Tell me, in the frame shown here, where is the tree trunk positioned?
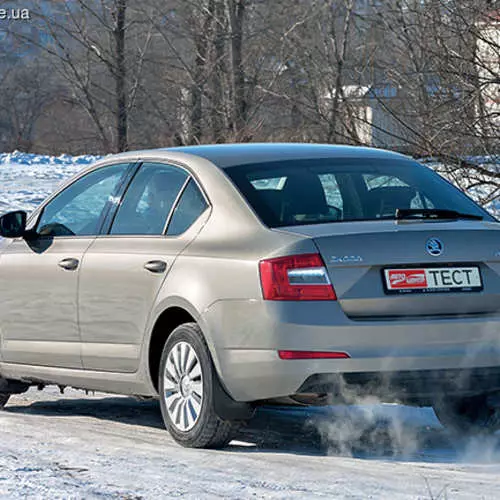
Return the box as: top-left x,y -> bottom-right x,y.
228,0 -> 246,138
114,0 -> 128,152
190,38 -> 204,145
189,1 -> 216,145
329,0 -> 354,143
211,0 -> 225,143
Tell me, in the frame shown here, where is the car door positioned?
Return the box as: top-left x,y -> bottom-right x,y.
0,162 -> 132,368
78,162 -> 209,373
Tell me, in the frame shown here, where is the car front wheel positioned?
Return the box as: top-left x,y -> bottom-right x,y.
159,322 -> 237,448
433,394 -> 500,435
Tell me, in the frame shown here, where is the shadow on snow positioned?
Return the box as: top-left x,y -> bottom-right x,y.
5,396 -> 500,463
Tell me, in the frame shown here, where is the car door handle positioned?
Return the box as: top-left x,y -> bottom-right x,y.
58,258 -> 79,271
144,260 -> 167,274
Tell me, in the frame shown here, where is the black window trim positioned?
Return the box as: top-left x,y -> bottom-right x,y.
162,175 -> 191,235
98,161 -> 141,234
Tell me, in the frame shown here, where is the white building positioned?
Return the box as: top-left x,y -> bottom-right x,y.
323,84 -> 415,151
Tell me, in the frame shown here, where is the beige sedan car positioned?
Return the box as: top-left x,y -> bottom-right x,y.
1,143 -> 500,448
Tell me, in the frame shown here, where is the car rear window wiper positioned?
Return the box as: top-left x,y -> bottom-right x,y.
395,208 -> 483,221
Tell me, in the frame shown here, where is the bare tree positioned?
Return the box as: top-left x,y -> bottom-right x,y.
13,0 -> 154,152
0,60 -> 56,152
262,0 -> 377,143
2,0 -> 500,169
370,1 -> 500,154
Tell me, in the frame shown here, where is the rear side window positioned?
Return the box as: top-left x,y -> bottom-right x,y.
224,158 -> 492,227
166,179 -> 208,236
110,163 -> 188,235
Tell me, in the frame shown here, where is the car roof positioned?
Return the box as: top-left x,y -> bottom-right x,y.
103,143 -> 412,170
165,143 -> 410,169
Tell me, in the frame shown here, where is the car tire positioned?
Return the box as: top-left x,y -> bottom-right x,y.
159,322 -> 237,448
0,394 -> 10,409
433,394 -> 500,435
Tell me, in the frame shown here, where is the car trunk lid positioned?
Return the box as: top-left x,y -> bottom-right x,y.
276,220 -> 500,319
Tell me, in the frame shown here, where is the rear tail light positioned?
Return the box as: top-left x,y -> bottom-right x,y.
278,350 -> 350,360
259,253 -> 336,301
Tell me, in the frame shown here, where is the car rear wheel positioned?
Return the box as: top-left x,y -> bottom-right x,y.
0,394 -> 10,409
159,322 -> 237,448
433,394 -> 500,435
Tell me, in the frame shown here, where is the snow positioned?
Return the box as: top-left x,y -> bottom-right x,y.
0,151 -> 102,166
0,151 -> 102,214
1,152 -> 500,498
420,157 -> 500,216
1,387 -> 500,499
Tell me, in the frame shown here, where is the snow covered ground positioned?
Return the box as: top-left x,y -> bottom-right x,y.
0,152 -> 102,213
1,151 -> 500,499
2,387 -> 500,499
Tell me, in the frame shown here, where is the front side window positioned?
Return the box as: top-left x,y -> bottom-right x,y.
110,163 -> 188,235
36,163 -> 130,237
224,158 -> 494,227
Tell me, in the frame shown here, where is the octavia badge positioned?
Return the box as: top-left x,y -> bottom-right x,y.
426,237 -> 443,256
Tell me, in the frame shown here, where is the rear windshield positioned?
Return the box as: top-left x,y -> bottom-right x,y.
224,158 -> 494,227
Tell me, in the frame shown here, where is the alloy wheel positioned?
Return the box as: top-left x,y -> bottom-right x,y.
163,341 -> 203,432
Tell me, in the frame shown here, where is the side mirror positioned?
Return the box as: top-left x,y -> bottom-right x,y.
0,211 -> 27,238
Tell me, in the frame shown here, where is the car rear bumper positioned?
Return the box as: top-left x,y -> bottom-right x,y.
200,300 -> 500,402
209,348 -> 500,403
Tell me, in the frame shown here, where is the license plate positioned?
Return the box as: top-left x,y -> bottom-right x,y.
383,266 -> 482,294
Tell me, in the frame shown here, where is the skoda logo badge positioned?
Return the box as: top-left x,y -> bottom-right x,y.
426,237 -> 443,256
